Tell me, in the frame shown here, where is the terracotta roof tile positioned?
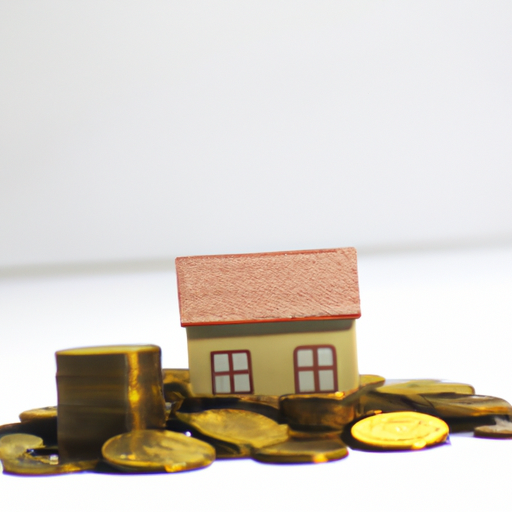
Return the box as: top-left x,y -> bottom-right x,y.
175,248 -> 361,326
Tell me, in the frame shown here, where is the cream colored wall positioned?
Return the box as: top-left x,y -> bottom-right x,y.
186,320 -> 358,396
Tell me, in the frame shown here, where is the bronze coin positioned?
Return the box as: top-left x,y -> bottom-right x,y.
474,420 -> 512,439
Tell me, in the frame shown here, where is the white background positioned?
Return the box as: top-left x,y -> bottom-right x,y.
1,2 -> 512,511
1,1 -> 512,268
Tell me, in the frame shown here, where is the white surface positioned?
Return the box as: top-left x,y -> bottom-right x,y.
2,1 -> 512,267
1,245 -> 512,510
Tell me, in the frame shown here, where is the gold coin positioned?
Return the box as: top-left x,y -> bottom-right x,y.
101,430 -> 215,473
359,375 -> 385,388
162,368 -> 193,401
422,393 -> 512,418
19,406 -> 57,422
175,409 -> 289,451
351,412 -> 449,450
0,424 -> 57,452
253,438 -> 348,464
288,428 -> 342,440
2,450 -> 97,476
375,379 -> 475,396
179,396 -> 280,422
0,434 -> 44,460
474,420 -> 512,439
279,394 -> 355,431
358,390 -> 434,417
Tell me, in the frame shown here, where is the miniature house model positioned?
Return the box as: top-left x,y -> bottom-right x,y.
175,248 -> 361,396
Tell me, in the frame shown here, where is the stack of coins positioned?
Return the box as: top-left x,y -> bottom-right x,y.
56,345 -> 166,462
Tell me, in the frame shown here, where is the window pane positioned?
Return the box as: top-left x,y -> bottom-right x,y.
232,352 -> 248,371
234,373 -> 251,392
298,370 -> 315,392
297,349 -> 313,367
215,375 -> 231,393
213,353 -> 230,372
317,347 -> 334,367
318,370 -> 334,391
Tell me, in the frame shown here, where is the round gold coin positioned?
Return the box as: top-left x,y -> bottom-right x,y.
0,434 -> 44,460
175,409 -> 289,450
1,451 -> 97,476
19,406 -> 57,423
101,430 -> 216,473
351,412 -> 449,450
359,374 -> 386,388
252,438 -> 349,464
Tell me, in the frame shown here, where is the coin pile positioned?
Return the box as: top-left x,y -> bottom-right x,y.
56,345 -> 167,462
2,345 -> 512,476
358,379 -> 512,432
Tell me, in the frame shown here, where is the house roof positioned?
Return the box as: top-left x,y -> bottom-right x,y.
175,247 -> 361,326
